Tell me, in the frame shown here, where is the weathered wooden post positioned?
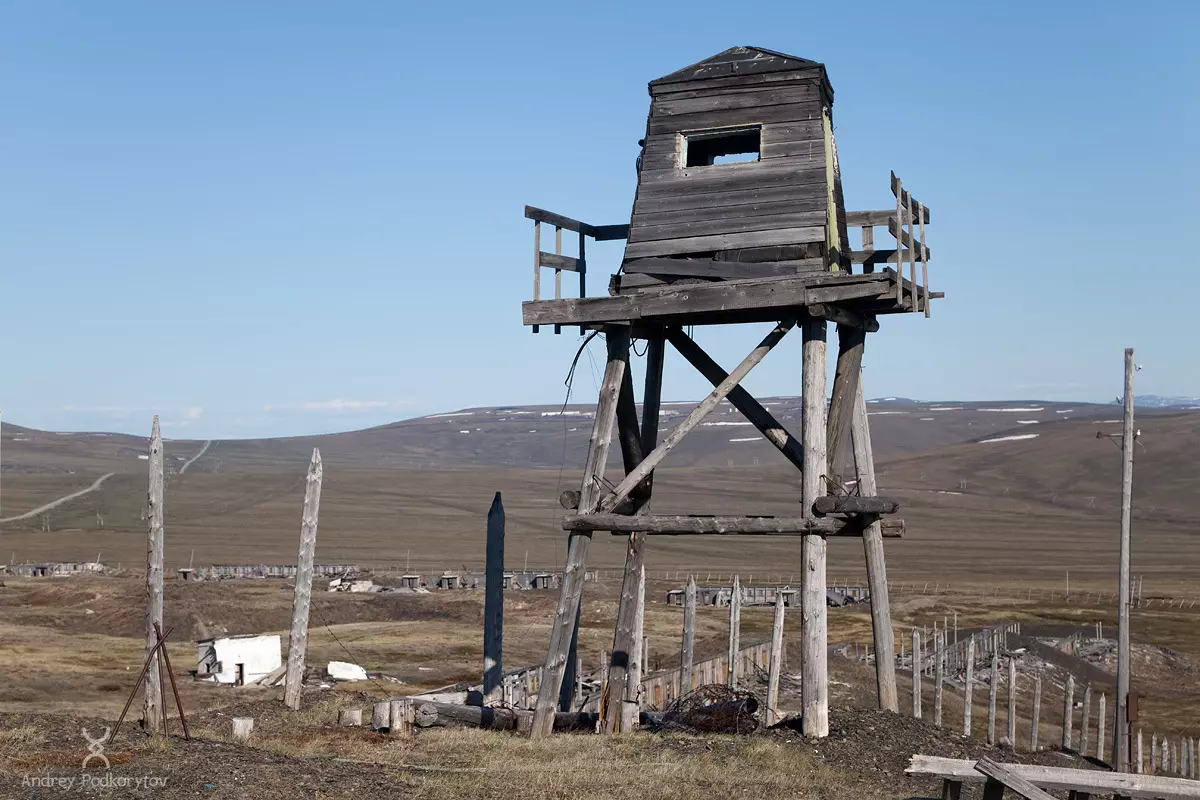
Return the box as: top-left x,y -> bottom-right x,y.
1062,674 -> 1075,750
987,648 -> 999,745
232,717 -> 253,741
1116,347 -> 1135,772
284,448 -> 323,711
390,698 -> 413,738
1007,657 -> 1017,745
1097,693 -> 1107,762
1031,672 -> 1042,750
1081,685 -> 1092,755
338,708 -> 362,726
766,593 -> 786,725
144,417 -> 165,732
801,315 -> 828,738
727,574 -> 741,688
620,565 -> 646,731
483,492 -> 505,704
1152,732 -> 1158,773
849,374 -> 898,713
963,637 -> 975,737
933,632 -> 944,726
681,575 -> 696,689
911,629 -> 921,719
1137,728 -> 1143,773
371,701 -> 392,731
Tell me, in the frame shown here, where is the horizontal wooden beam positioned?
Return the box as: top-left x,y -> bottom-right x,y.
907,755 -> 1200,800
525,205 -> 592,235
623,225 -> 825,259
847,208 -> 929,227
523,272 -> 899,327
538,252 -> 583,273
812,496 -> 899,515
562,513 -> 904,537
808,304 -> 879,332
591,224 -> 629,241
851,249 -> 927,265
624,257 -> 814,281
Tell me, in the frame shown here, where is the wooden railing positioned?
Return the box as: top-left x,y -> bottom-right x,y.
846,171 -> 931,316
524,205 -> 628,333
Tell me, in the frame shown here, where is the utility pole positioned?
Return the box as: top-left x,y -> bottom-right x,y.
1115,348 -> 1135,771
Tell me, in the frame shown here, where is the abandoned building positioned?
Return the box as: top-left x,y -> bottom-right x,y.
195,633 -> 282,686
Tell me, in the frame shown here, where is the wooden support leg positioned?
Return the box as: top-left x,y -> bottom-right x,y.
681,575 -> 696,690
601,334 -> 663,733
850,374 -> 898,712
825,323 -> 866,485
530,327 -> 629,739
801,317 -> 829,738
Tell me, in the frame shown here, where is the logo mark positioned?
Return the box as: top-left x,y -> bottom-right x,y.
81,727 -> 111,769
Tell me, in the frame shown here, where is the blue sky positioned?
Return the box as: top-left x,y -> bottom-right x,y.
2,1 -> 1197,439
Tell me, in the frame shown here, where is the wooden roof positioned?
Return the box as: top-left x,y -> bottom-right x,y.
649,46 -> 826,88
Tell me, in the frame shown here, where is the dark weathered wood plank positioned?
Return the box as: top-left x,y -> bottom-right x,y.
633,197 -> 826,228
647,102 -> 822,136
538,252 -> 582,273
649,68 -> 827,96
526,205 -> 592,235
825,324 -> 865,481
633,184 -> 827,215
974,759 -> 1058,800
812,496 -> 899,515
651,84 -> 817,117
628,211 -> 829,244
591,224 -> 629,241
847,208 -> 930,227
624,226 -> 825,259
624,257 -> 811,280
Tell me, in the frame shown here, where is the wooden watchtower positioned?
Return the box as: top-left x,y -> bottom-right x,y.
520,46 -> 938,739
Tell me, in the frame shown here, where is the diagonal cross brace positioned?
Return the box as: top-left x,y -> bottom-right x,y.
598,318 -> 797,514
666,325 -> 805,474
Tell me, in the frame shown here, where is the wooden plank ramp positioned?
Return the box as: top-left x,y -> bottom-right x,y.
908,755 -> 1200,800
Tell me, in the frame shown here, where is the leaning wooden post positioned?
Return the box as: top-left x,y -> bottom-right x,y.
1136,728 -> 1144,773
766,593 -> 786,725
483,492 -> 505,704
283,448 -> 323,710
531,328 -> 627,739
681,575 -> 696,689
987,647 -> 999,745
911,629 -> 922,719
933,632 -> 944,726
850,375 -> 897,712
1031,672 -> 1042,750
1007,657 -> 1017,745
727,574 -> 742,688
1062,674 -> 1075,750
801,315 -> 829,738
963,637 -> 975,737
143,416 -> 165,732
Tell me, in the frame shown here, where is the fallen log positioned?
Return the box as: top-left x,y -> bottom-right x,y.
412,701 -> 662,732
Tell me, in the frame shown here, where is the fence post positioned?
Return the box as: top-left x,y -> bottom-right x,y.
987,647 -> 999,745
766,593 -> 786,725
1081,685 -> 1092,755
1031,672 -> 1042,750
1136,728 -> 1143,774
963,637 -> 975,737
933,632 -> 944,726
621,565 -> 646,731
682,575 -> 696,690
143,417 -> 166,732
1007,657 -> 1017,745
284,448 -> 323,711
1151,732 -> 1157,773
483,492 -> 505,704
1097,693 -> 1107,762
727,574 -> 741,688
1062,674 -> 1075,750
911,629 -> 921,719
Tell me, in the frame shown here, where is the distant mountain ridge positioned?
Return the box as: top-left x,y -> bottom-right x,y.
1132,395 -> 1200,409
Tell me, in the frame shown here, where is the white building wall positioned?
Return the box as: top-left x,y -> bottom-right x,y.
198,634 -> 282,685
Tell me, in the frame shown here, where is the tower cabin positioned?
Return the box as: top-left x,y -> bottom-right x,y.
523,45 -> 936,331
